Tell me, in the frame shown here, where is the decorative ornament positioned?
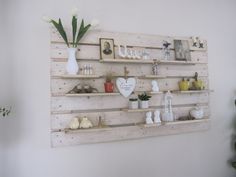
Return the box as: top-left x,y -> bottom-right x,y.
191,36 -> 198,47
80,117 -> 93,129
67,84 -> 98,94
116,78 -> 136,97
151,80 -> 160,92
152,60 -> 159,75
154,110 -> 161,124
190,107 -> 204,119
162,40 -> 171,60
69,117 -> 80,130
190,72 -> 205,90
179,78 -> 190,91
145,112 -> 153,124
199,39 -> 204,48
162,91 -> 174,122
116,67 -> 136,98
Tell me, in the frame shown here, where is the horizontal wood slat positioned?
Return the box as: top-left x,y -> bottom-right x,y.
50,28 -> 210,147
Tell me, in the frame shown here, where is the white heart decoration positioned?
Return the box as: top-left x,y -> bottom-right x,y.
116,78 -> 136,98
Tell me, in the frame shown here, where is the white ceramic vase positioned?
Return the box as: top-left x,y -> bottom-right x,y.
66,48 -> 79,75
140,100 -> 149,109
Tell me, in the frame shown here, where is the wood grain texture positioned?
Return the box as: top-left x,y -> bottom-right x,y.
51,119 -> 210,147
50,28 -> 210,146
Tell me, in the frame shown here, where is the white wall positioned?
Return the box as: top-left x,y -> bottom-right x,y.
1,0 -> 236,177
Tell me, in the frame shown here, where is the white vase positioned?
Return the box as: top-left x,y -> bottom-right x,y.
140,100 -> 149,109
66,48 -> 79,75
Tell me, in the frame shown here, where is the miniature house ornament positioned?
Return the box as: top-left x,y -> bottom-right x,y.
162,91 -> 174,122
146,111 -> 154,124
151,80 -> 159,92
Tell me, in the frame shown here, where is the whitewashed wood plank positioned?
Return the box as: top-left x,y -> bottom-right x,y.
50,59 -> 208,77
51,28 -> 207,51
51,119 -> 210,147
51,106 -> 209,130
51,43 -> 207,63
51,93 -> 209,112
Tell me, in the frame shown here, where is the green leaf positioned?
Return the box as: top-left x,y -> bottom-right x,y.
75,20 -> 91,47
51,19 -> 69,47
72,16 -> 77,47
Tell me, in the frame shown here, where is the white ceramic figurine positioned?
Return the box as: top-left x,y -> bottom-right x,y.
69,117 -> 80,130
154,110 -> 161,124
80,117 -> 93,129
151,80 -> 159,92
145,111 -> 154,124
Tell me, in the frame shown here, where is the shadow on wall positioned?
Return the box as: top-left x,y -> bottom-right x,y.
230,97 -> 236,169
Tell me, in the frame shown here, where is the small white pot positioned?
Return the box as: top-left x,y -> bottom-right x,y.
139,100 -> 149,109
66,48 -> 79,75
129,101 -> 138,109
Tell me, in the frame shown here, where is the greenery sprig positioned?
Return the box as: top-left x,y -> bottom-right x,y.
0,107 -> 11,117
43,8 -> 99,48
138,92 -> 152,101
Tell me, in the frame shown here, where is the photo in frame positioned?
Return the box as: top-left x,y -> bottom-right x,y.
99,38 -> 115,59
174,40 -> 191,61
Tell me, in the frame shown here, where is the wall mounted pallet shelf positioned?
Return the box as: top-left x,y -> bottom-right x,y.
50,28 -> 210,147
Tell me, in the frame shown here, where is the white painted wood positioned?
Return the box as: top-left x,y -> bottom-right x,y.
51,106 -> 210,130
50,28 -> 210,146
50,28 -> 207,51
51,118 -> 210,147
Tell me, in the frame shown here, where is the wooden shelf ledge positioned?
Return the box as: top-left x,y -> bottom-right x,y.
172,90 -> 213,94
122,108 -> 156,112
100,58 -> 154,64
59,75 -> 100,79
141,118 -> 209,128
99,59 -> 207,65
66,92 -> 121,97
62,118 -> 209,134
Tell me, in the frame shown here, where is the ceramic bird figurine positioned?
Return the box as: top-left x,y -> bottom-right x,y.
80,117 -> 93,129
69,117 -> 80,130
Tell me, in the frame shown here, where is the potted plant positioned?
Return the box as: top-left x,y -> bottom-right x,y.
129,98 -> 138,109
43,8 -> 99,75
104,72 -> 114,93
138,92 -> 152,109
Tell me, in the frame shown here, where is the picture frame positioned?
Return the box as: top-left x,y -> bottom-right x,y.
99,38 -> 115,59
174,40 -> 191,61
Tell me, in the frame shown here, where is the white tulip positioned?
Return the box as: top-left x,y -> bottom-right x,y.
91,19 -> 99,27
42,15 -> 52,23
71,7 -> 78,17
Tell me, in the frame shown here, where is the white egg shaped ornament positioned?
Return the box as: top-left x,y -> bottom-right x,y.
190,107 -> 204,119
69,117 -> 80,130
80,117 -> 93,129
